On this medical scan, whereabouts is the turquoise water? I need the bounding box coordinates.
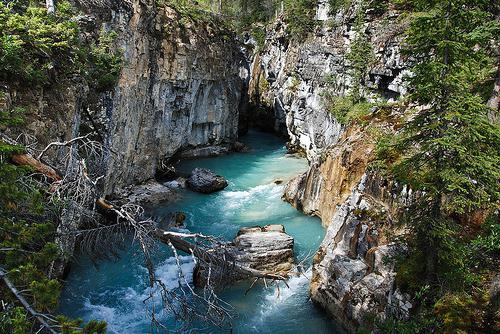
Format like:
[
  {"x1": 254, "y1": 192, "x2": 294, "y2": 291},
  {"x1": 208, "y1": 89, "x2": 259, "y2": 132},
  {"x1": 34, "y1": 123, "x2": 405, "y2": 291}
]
[{"x1": 59, "y1": 130, "x2": 342, "y2": 333}]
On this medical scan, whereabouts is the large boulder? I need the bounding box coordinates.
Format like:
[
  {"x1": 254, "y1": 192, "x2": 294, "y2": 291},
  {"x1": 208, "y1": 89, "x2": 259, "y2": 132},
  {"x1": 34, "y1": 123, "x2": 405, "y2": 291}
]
[
  {"x1": 115, "y1": 180, "x2": 179, "y2": 207},
  {"x1": 233, "y1": 224, "x2": 294, "y2": 273},
  {"x1": 186, "y1": 168, "x2": 228, "y2": 194},
  {"x1": 193, "y1": 224, "x2": 294, "y2": 287}
]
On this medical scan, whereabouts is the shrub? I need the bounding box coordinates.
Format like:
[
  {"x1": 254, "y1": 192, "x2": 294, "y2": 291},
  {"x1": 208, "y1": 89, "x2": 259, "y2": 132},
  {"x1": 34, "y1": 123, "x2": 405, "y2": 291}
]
[
  {"x1": 88, "y1": 30, "x2": 123, "y2": 91},
  {"x1": 0, "y1": 1, "x2": 81, "y2": 86}
]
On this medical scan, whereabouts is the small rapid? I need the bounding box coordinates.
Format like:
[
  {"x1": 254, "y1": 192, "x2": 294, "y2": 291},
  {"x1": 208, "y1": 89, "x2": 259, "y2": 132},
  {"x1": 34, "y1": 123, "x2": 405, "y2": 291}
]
[{"x1": 59, "y1": 130, "x2": 343, "y2": 333}]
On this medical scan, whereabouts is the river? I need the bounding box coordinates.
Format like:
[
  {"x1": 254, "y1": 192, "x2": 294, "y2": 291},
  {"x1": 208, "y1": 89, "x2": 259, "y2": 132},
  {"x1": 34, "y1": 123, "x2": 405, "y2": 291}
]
[{"x1": 59, "y1": 130, "x2": 343, "y2": 333}]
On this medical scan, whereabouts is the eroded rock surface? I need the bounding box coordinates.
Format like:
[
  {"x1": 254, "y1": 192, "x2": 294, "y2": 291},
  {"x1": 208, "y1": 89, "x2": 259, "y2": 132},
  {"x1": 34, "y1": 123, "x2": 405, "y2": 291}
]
[
  {"x1": 115, "y1": 180, "x2": 179, "y2": 207},
  {"x1": 233, "y1": 225, "x2": 294, "y2": 273},
  {"x1": 250, "y1": 0, "x2": 409, "y2": 161},
  {"x1": 310, "y1": 174, "x2": 412, "y2": 332},
  {"x1": 187, "y1": 168, "x2": 228, "y2": 194}
]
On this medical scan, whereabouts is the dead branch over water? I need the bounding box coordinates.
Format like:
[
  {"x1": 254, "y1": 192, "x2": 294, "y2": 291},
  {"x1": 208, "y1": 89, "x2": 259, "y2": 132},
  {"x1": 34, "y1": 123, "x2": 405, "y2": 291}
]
[{"x1": 1, "y1": 132, "x2": 293, "y2": 332}]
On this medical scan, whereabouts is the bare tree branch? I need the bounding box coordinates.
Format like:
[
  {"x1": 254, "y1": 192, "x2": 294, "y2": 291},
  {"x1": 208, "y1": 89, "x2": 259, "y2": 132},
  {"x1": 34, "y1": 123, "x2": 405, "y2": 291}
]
[{"x1": 0, "y1": 267, "x2": 58, "y2": 334}]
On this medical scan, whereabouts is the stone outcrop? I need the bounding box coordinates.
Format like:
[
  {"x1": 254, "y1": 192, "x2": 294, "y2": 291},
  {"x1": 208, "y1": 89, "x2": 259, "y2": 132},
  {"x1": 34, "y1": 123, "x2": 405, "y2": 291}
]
[
  {"x1": 249, "y1": 0, "x2": 409, "y2": 161},
  {"x1": 186, "y1": 168, "x2": 228, "y2": 194},
  {"x1": 233, "y1": 225, "x2": 294, "y2": 273},
  {"x1": 113, "y1": 180, "x2": 179, "y2": 207},
  {"x1": 309, "y1": 172, "x2": 413, "y2": 332},
  {"x1": 283, "y1": 125, "x2": 375, "y2": 227},
  {"x1": 193, "y1": 224, "x2": 294, "y2": 287},
  {"x1": 3, "y1": 0, "x2": 249, "y2": 196},
  {"x1": 281, "y1": 113, "x2": 412, "y2": 330}
]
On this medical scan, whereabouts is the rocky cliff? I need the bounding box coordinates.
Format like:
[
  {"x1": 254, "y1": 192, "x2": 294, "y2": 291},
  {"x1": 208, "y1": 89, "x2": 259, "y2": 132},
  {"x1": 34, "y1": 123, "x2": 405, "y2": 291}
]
[
  {"x1": 249, "y1": 0, "x2": 408, "y2": 160},
  {"x1": 3, "y1": 0, "x2": 249, "y2": 195},
  {"x1": 251, "y1": 1, "x2": 414, "y2": 331},
  {"x1": 284, "y1": 124, "x2": 413, "y2": 331},
  {"x1": 90, "y1": 1, "x2": 249, "y2": 193}
]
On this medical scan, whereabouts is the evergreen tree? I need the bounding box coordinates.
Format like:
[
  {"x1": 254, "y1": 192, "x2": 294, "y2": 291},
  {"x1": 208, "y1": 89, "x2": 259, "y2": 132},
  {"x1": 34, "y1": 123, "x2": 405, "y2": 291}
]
[{"x1": 377, "y1": 0, "x2": 499, "y2": 330}]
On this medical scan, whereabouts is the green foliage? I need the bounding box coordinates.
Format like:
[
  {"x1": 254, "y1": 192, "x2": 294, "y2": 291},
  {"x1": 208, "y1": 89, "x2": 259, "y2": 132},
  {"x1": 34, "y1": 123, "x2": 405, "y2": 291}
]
[
  {"x1": 0, "y1": 110, "x2": 105, "y2": 332},
  {"x1": 328, "y1": 0, "x2": 352, "y2": 14},
  {"x1": 0, "y1": 1, "x2": 81, "y2": 85},
  {"x1": 375, "y1": 0, "x2": 500, "y2": 332},
  {"x1": 283, "y1": 0, "x2": 317, "y2": 38},
  {"x1": 0, "y1": 307, "x2": 29, "y2": 334},
  {"x1": 434, "y1": 293, "x2": 476, "y2": 333},
  {"x1": 88, "y1": 30, "x2": 123, "y2": 91},
  {"x1": 471, "y1": 214, "x2": 500, "y2": 255},
  {"x1": 56, "y1": 316, "x2": 107, "y2": 334},
  {"x1": 323, "y1": 94, "x2": 373, "y2": 125},
  {"x1": 347, "y1": 4, "x2": 374, "y2": 102},
  {"x1": 250, "y1": 26, "x2": 266, "y2": 50},
  {"x1": 0, "y1": 1, "x2": 123, "y2": 90}
]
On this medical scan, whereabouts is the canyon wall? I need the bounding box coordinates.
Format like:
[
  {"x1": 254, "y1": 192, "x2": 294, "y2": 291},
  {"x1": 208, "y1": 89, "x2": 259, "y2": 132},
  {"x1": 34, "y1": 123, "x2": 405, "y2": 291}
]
[
  {"x1": 253, "y1": 1, "x2": 413, "y2": 331},
  {"x1": 250, "y1": 0, "x2": 408, "y2": 160},
  {"x1": 3, "y1": 0, "x2": 249, "y2": 195},
  {"x1": 90, "y1": 1, "x2": 249, "y2": 193}
]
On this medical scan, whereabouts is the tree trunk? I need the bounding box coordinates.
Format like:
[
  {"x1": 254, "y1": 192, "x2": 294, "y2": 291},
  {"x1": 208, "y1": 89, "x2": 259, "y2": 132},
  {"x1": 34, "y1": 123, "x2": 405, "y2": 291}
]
[{"x1": 46, "y1": 0, "x2": 55, "y2": 14}]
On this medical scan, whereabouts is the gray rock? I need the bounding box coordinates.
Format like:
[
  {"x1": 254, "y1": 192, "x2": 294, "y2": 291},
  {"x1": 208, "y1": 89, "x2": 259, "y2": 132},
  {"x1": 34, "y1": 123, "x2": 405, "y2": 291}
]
[
  {"x1": 233, "y1": 224, "x2": 294, "y2": 273},
  {"x1": 187, "y1": 168, "x2": 228, "y2": 194},
  {"x1": 194, "y1": 224, "x2": 294, "y2": 287},
  {"x1": 249, "y1": 1, "x2": 410, "y2": 162},
  {"x1": 180, "y1": 145, "x2": 231, "y2": 159},
  {"x1": 119, "y1": 180, "x2": 179, "y2": 207}
]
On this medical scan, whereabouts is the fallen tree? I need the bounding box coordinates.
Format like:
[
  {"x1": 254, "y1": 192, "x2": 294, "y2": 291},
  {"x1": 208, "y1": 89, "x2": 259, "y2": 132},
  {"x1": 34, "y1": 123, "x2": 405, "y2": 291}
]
[{"x1": 1, "y1": 133, "x2": 292, "y2": 332}]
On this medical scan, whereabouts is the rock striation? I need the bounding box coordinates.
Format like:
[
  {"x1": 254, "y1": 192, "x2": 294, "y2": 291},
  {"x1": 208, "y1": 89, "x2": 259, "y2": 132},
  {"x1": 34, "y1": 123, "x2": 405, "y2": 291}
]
[
  {"x1": 193, "y1": 224, "x2": 294, "y2": 287},
  {"x1": 94, "y1": 2, "x2": 249, "y2": 194},
  {"x1": 233, "y1": 225, "x2": 294, "y2": 273},
  {"x1": 249, "y1": 0, "x2": 409, "y2": 161}
]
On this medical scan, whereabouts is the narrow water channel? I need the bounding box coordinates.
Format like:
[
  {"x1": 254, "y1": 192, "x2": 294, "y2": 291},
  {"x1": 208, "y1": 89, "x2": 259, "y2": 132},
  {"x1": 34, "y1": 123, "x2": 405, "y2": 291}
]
[{"x1": 59, "y1": 130, "x2": 342, "y2": 333}]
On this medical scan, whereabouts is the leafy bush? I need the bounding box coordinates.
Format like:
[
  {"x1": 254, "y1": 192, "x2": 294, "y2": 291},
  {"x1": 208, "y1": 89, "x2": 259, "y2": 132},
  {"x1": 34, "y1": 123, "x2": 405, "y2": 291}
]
[
  {"x1": 88, "y1": 30, "x2": 123, "y2": 91},
  {"x1": 0, "y1": 1, "x2": 81, "y2": 85},
  {"x1": 321, "y1": 92, "x2": 374, "y2": 125},
  {"x1": 0, "y1": 1, "x2": 123, "y2": 90},
  {"x1": 283, "y1": 0, "x2": 317, "y2": 38}
]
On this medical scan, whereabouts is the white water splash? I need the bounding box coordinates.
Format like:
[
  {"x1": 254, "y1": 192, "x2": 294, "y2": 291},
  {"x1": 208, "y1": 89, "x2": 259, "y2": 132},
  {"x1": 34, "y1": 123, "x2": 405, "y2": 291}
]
[{"x1": 80, "y1": 256, "x2": 195, "y2": 334}]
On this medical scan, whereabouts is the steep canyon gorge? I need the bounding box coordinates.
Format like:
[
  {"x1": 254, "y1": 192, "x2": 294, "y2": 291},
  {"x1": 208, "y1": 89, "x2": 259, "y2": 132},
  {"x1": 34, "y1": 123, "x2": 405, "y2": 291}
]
[{"x1": 1, "y1": 0, "x2": 498, "y2": 333}]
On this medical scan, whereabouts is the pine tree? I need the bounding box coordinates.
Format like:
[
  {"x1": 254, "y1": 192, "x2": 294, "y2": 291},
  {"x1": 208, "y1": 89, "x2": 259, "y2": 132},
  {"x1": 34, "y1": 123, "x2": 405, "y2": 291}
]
[{"x1": 377, "y1": 0, "x2": 499, "y2": 307}]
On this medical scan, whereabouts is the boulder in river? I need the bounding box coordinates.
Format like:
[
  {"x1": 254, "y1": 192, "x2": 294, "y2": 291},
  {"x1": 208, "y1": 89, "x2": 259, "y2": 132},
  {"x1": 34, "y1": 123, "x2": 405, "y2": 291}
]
[
  {"x1": 233, "y1": 224, "x2": 294, "y2": 273},
  {"x1": 194, "y1": 224, "x2": 295, "y2": 287},
  {"x1": 115, "y1": 180, "x2": 179, "y2": 207},
  {"x1": 187, "y1": 168, "x2": 228, "y2": 194}
]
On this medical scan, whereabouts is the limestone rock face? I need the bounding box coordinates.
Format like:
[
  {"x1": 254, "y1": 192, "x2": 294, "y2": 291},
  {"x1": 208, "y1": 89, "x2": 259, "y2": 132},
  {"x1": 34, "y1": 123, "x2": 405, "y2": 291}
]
[
  {"x1": 96, "y1": 2, "x2": 249, "y2": 193},
  {"x1": 283, "y1": 125, "x2": 375, "y2": 227},
  {"x1": 233, "y1": 225, "x2": 294, "y2": 273},
  {"x1": 250, "y1": 1, "x2": 409, "y2": 161},
  {"x1": 309, "y1": 174, "x2": 413, "y2": 332},
  {"x1": 115, "y1": 180, "x2": 179, "y2": 207},
  {"x1": 187, "y1": 168, "x2": 228, "y2": 194}
]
